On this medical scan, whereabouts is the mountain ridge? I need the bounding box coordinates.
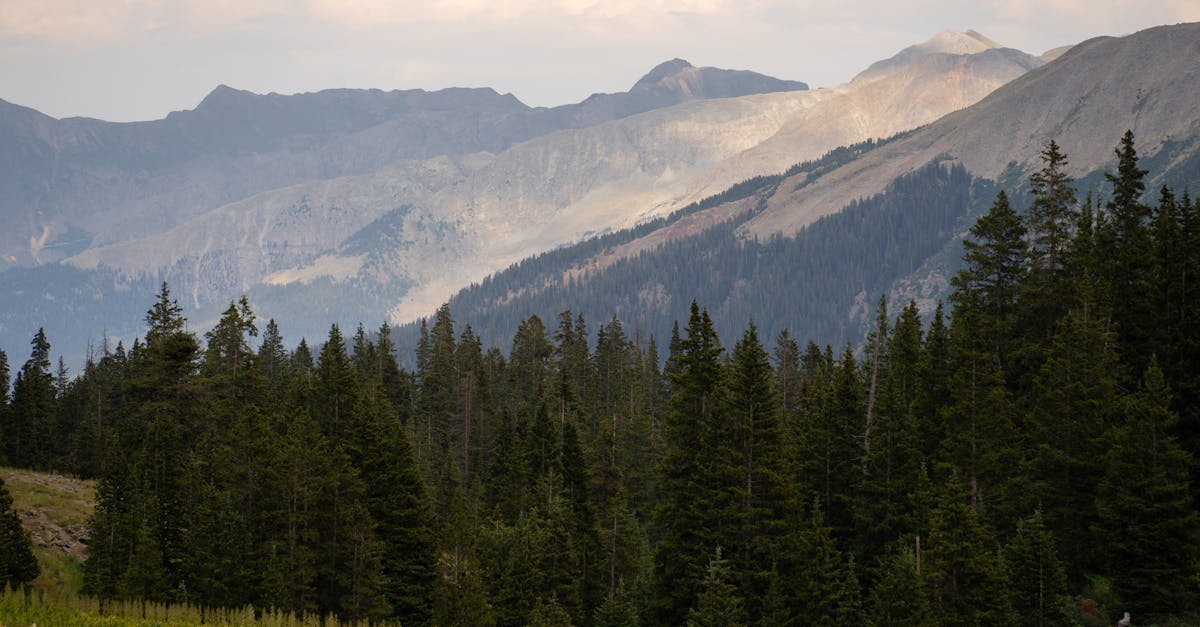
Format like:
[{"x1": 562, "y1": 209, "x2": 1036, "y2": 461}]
[
  {"x1": 0, "y1": 58, "x2": 807, "y2": 268},
  {"x1": 408, "y1": 22, "x2": 1200, "y2": 359}
]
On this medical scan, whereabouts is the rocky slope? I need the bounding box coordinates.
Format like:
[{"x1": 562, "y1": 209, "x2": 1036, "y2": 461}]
[{"x1": 744, "y1": 23, "x2": 1200, "y2": 239}]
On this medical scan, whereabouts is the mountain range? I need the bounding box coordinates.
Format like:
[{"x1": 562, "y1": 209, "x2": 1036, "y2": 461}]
[
  {"x1": 432, "y1": 22, "x2": 1200, "y2": 354},
  {"x1": 3, "y1": 23, "x2": 1197, "y2": 362}
]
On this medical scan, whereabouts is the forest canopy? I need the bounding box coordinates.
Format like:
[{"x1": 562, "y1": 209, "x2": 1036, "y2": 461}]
[{"x1": 0, "y1": 132, "x2": 1197, "y2": 625}]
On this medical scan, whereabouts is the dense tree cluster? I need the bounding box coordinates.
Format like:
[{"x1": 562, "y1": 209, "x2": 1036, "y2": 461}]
[{"x1": 0, "y1": 132, "x2": 1197, "y2": 624}]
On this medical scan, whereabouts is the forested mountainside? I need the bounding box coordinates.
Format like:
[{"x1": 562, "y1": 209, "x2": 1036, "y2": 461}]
[
  {"x1": 0, "y1": 137, "x2": 1197, "y2": 625},
  {"x1": 421, "y1": 137, "x2": 984, "y2": 354}
]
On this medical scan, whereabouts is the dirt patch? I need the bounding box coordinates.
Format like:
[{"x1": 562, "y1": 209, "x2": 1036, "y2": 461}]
[{"x1": 1, "y1": 468, "x2": 95, "y2": 561}]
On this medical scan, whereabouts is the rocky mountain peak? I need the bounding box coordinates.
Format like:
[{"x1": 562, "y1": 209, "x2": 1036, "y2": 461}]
[
  {"x1": 633, "y1": 58, "x2": 696, "y2": 89},
  {"x1": 917, "y1": 29, "x2": 1001, "y2": 55},
  {"x1": 196, "y1": 84, "x2": 257, "y2": 110},
  {"x1": 852, "y1": 29, "x2": 1014, "y2": 83}
]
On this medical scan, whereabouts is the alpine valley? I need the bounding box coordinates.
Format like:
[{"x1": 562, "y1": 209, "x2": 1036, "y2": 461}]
[{"x1": 3, "y1": 17, "x2": 1200, "y2": 627}]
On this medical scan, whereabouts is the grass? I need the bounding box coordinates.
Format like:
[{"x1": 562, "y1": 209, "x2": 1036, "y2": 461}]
[
  {"x1": 0, "y1": 468, "x2": 372, "y2": 626},
  {"x1": 0, "y1": 467, "x2": 95, "y2": 595},
  {"x1": 0, "y1": 587, "x2": 336, "y2": 626}
]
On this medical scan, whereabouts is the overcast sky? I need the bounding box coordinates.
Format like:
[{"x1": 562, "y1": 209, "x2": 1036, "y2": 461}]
[{"x1": 1, "y1": 0, "x2": 1197, "y2": 122}]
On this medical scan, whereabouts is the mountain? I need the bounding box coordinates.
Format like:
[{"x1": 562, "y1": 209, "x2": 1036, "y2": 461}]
[
  {"x1": 745, "y1": 23, "x2": 1200, "y2": 239},
  {"x1": 0, "y1": 32, "x2": 1040, "y2": 359},
  {"x1": 0, "y1": 61, "x2": 805, "y2": 269},
  {"x1": 416, "y1": 22, "x2": 1200, "y2": 355}
]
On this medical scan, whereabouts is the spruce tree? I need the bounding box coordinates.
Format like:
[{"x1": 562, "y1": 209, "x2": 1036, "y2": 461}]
[
  {"x1": 0, "y1": 477, "x2": 38, "y2": 589},
  {"x1": 866, "y1": 547, "x2": 932, "y2": 627},
  {"x1": 923, "y1": 474, "x2": 1013, "y2": 626},
  {"x1": 1017, "y1": 141, "x2": 1080, "y2": 388},
  {"x1": 0, "y1": 349, "x2": 8, "y2": 465},
  {"x1": 361, "y1": 393, "x2": 436, "y2": 625},
  {"x1": 653, "y1": 301, "x2": 725, "y2": 626},
  {"x1": 1093, "y1": 362, "x2": 1199, "y2": 620},
  {"x1": 725, "y1": 321, "x2": 797, "y2": 621},
  {"x1": 1026, "y1": 140, "x2": 1077, "y2": 279},
  {"x1": 686, "y1": 546, "x2": 747, "y2": 627},
  {"x1": 314, "y1": 324, "x2": 359, "y2": 443},
  {"x1": 781, "y1": 501, "x2": 860, "y2": 624},
  {"x1": 1023, "y1": 278, "x2": 1119, "y2": 582},
  {"x1": 9, "y1": 329, "x2": 56, "y2": 470},
  {"x1": 1003, "y1": 510, "x2": 1071, "y2": 627},
  {"x1": 951, "y1": 190, "x2": 1027, "y2": 374},
  {"x1": 913, "y1": 302, "x2": 951, "y2": 462},
  {"x1": 1100, "y1": 130, "x2": 1155, "y2": 376}
]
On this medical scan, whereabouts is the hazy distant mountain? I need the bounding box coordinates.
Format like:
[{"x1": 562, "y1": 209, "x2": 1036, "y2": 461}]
[
  {"x1": 0, "y1": 60, "x2": 805, "y2": 269},
  {"x1": 415, "y1": 22, "x2": 1200, "y2": 354}
]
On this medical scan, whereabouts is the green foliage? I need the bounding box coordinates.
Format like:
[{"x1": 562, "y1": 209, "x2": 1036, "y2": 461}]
[
  {"x1": 4, "y1": 134, "x2": 1200, "y2": 626},
  {"x1": 1093, "y1": 363, "x2": 1199, "y2": 621},
  {"x1": 1004, "y1": 510, "x2": 1072, "y2": 627},
  {"x1": 0, "y1": 478, "x2": 38, "y2": 588},
  {"x1": 924, "y1": 474, "x2": 1014, "y2": 626},
  {"x1": 686, "y1": 546, "x2": 747, "y2": 627},
  {"x1": 867, "y1": 547, "x2": 932, "y2": 627}
]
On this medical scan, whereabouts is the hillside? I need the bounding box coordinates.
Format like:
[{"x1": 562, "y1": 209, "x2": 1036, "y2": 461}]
[
  {"x1": 416, "y1": 22, "x2": 1200, "y2": 356},
  {"x1": 0, "y1": 468, "x2": 94, "y2": 594}
]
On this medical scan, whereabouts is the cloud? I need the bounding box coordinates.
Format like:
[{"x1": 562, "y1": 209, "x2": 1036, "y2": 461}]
[
  {"x1": 0, "y1": 0, "x2": 285, "y2": 43},
  {"x1": 0, "y1": 0, "x2": 743, "y2": 42}
]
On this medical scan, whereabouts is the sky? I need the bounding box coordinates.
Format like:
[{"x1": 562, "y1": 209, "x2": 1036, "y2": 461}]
[{"x1": 1, "y1": 0, "x2": 1198, "y2": 122}]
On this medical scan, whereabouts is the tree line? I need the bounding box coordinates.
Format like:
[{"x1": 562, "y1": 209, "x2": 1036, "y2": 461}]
[{"x1": 0, "y1": 131, "x2": 1197, "y2": 624}]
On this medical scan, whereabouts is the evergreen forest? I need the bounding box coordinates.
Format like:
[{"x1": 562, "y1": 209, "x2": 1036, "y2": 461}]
[{"x1": 0, "y1": 132, "x2": 1198, "y2": 625}]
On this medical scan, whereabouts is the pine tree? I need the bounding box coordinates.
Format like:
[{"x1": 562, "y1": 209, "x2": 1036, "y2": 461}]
[
  {"x1": 866, "y1": 547, "x2": 932, "y2": 627},
  {"x1": 1100, "y1": 130, "x2": 1155, "y2": 376},
  {"x1": 1003, "y1": 510, "x2": 1071, "y2": 627},
  {"x1": 0, "y1": 477, "x2": 38, "y2": 589},
  {"x1": 653, "y1": 302, "x2": 725, "y2": 625},
  {"x1": 1093, "y1": 362, "x2": 1199, "y2": 620},
  {"x1": 951, "y1": 190, "x2": 1027, "y2": 375},
  {"x1": 686, "y1": 546, "x2": 747, "y2": 627},
  {"x1": 924, "y1": 474, "x2": 1013, "y2": 626},
  {"x1": 9, "y1": 328, "x2": 56, "y2": 470},
  {"x1": 725, "y1": 321, "x2": 797, "y2": 621}
]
